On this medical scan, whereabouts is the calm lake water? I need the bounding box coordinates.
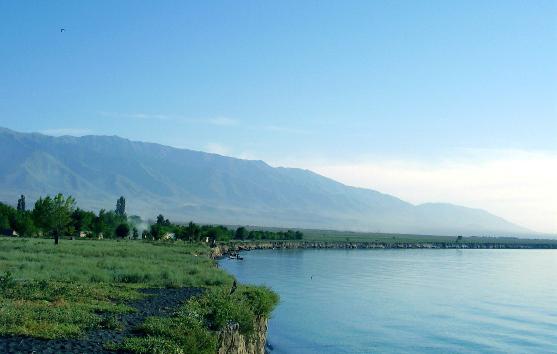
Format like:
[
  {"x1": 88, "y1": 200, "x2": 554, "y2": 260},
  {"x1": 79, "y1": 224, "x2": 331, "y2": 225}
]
[{"x1": 220, "y1": 249, "x2": 557, "y2": 353}]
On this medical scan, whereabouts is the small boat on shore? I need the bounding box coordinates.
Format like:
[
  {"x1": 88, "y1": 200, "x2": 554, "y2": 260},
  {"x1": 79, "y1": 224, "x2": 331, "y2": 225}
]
[{"x1": 228, "y1": 253, "x2": 244, "y2": 260}]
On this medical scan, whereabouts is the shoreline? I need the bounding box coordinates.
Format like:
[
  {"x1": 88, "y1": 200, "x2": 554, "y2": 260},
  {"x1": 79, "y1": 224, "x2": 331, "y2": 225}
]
[{"x1": 213, "y1": 240, "x2": 557, "y2": 257}]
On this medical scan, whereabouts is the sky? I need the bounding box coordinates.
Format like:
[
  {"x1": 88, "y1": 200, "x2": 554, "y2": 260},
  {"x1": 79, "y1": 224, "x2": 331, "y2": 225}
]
[{"x1": 0, "y1": 1, "x2": 556, "y2": 233}]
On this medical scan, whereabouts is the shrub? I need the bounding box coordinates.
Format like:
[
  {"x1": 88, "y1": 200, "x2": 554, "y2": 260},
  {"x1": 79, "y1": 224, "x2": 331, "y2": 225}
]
[{"x1": 0, "y1": 271, "x2": 15, "y2": 292}]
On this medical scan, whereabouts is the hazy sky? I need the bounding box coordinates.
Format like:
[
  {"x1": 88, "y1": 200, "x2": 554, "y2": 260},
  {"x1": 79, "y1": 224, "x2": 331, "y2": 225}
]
[{"x1": 1, "y1": 1, "x2": 556, "y2": 233}]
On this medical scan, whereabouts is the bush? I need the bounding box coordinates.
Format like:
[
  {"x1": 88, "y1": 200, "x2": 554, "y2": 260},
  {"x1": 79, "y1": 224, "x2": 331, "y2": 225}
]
[
  {"x1": 115, "y1": 223, "x2": 130, "y2": 238},
  {"x1": 0, "y1": 271, "x2": 15, "y2": 292}
]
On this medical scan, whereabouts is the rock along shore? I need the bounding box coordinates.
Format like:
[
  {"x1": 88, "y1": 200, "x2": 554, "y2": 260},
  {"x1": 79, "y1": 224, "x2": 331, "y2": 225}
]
[{"x1": 212, "y1": 240, "x2": 557, "y2": 257}]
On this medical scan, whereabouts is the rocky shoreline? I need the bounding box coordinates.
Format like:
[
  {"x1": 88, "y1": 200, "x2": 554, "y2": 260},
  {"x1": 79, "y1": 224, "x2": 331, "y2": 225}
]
[{"x1": 213, "y1": 240, "x2": 557, "y2": 257}]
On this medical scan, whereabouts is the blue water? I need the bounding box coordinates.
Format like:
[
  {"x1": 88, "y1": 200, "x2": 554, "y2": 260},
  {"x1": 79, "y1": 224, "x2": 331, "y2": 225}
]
[{"x1": 220, "y1": 249, "x2": 557, "y2": 353}]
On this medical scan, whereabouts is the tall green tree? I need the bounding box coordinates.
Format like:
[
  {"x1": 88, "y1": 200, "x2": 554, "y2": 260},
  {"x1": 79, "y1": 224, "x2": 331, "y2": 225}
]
[
  {"x1": 12, "y1": 212, "x2": 35, "y2": 236},
  {"x1": 115, "y1": 196, "x2": 126, "y2": 217},
  {"x1": 235, "y1": 226, "x2": 248, "y2": 240},
  {"x1": 115, "y1": 223, "x2": 130, "y2": 238},
  {"x1": 0, "y1": 203, "x2": 15, "y2": 231},
  {"x1": 33, "y1": 194, "x2": 76, "y2": 244},
  {"x1": 185, "y1": 221, "x2": 200, "y2": 242},
  {"x1": 16, "y1": 195, "x2": 26, "y2": 212},
  {"x1": 156, "y1": 214, "x2": 170, "y2": 226},
  {"x1": 71, "y1": 208, "x2": 95, "y2": 234}
]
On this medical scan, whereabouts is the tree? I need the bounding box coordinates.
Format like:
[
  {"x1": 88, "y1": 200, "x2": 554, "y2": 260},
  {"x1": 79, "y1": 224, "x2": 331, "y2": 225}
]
[
  {"x1": 12, "y1": 212, "x2": 35, "y2": 236},
  {"x1": 0, "y1": 214, "x2": 9, "y2": 230},
  {"x1": 115, "y1": 223, "x2": 130, "y2": 238},
  {"x1": 17, "y1": 195, "x2": 26, "y2": 212},
  {"x1": 185, "y1": 222, "x2": 200, "y2": 242},
  {"x1": 156, "y1": 214, "x2": 170, "y2": 226},
  {"x1": 150, "y1": 224, "x2": 162, "y2": 240},
  {"x1": 132, "y1": 227, "x2": 139, "y2": 239},
  {"x1": 71, "y1": 208, "x2": 95, "y2": 234},
  {"x1": 141, "y1": 230, "x2": 149, "y2": 240},
  {"x1": 93, "y1": 209, "x2": 123, "y2": 239},
  {"x1": 33, "y1": 194, "x2": 76, "y2": 245},
  {"x1": 456, "y1": 235, "x2": 463, "y2": 243},
  {"x1": 115, "y1": 196, "x2": 126, "y2": 217},
  {"x1": 234, "y1": 227, "x2": 248, "y2": 240},
  {"x1": 156, "y1": 214, "x2": 165, "y2": 225},
  {"x1": 0, "y1": 203, "x2": 15, "y2": 231}
]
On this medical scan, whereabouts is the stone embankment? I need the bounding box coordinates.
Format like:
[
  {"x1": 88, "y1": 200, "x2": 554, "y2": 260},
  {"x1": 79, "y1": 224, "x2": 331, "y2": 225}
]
[{"x1": 212, "y1": 240, "x2": 557, "y2": 257}]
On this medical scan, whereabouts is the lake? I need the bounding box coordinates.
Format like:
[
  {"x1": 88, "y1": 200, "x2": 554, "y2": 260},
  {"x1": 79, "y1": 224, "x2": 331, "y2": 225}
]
[{"x1": 220, "y1": 249, "x2": 557, "y2": 353}]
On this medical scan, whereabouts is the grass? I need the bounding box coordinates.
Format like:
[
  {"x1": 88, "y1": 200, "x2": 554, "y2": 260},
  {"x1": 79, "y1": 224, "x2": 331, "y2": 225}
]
[
  {"x1": 119, "y1": 285, "x2": 278, "y2": 354},
  {"x1": 0, "y1": 237, "x2": 240, "y2": 341},
  {"x1": 302, "y1": 229, "x2": 557, "y2": 244},
  {"x1": 0, "y1": 238, "x2": 229, "y2": 288},
  {"x1": 228, "y1": 227, "x2": 557, "y2": 245}
]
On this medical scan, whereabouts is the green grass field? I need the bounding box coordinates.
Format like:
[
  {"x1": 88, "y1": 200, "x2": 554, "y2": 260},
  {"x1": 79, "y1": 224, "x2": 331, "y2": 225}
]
[
  {"x1": 242, "y1": 227, "x2": 557, "y2": 245},
  {"x1": 0, "y1": 237, "x2": 277, "y2": 353}
]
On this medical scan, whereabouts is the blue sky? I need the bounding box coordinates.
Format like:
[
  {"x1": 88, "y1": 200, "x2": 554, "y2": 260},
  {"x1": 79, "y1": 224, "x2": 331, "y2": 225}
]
[{"x1": 0, "y1": 1, "x2": 556, "y2": 232}]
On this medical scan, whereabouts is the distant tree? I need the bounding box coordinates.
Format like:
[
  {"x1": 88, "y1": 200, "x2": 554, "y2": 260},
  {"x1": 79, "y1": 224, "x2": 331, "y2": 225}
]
[
  {"x1": 155, "y1": 214, "x2": 170, "y2": 226},
  {"x1": 150, "y1": 223, "x2": 162, "y2": 240},
  {"x1": 235, "y1": 226, "x2": 247, "y2": 240},
  {"x1": 71, "y1": 208, "x2": 95, "y2": 234},
  {"x1": 115, "y1": 223, "x2": 130, "y2": 238},
  {"x1": 0, "y1": 214, "x2": 9, "y2": 230},
  {"x1": 128, "y1": 215, "x2": 142, "y2": 226},
  {"x1": 93, "y1": 209, "x2": 125, "y2": 238},
  {"x1": 12, "y1": 211, "x2": 35, "y2": 236},
  {"x1": 141, "y1": 230, "x2": 149, "y2": 240},
  {"x1": 185, "y1": 222, "x2": 200, "y2": 242},
  {"x1": 156, "y1": 214, "x2": 165, "y2": 225},
  {"x1": 456, "y1": 235, "x2": 463, "y2": 243},
  {"x1": 33, "y1": 194, "x2": 76, "y2": 245},
  {"x1": 115, "y1": 196, "x2": 126, "y2": 217},
  {"x1": 132, "y1": 227, "x2": 139, "y2": 239},
  {"x1": 16, "y1": 195, "x2": 26, "y2": 212},
  {"x1": 0, "y1": 203, "x2": 15, "y2": 231}
]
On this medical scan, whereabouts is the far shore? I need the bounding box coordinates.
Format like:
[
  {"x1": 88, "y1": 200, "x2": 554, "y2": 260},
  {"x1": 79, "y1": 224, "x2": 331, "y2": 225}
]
[{"x1": 213, "y1": 238, "x2": 557, "y2": 257}]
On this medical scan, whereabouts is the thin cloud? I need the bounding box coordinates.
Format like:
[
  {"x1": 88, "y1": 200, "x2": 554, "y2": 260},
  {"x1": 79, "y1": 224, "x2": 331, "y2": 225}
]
[
  {"x1": 99, "y1": 112, "x2": 172, "y2": 120},
  {"x1": 208, "y1": 117, "x2": 238, "y2": 126},
  {"x1": 263, "y1": 125, "x2": 312, "y2": 135},
  {"x1": 99, "y1": 111, "x2": 239, "y2": 126}
]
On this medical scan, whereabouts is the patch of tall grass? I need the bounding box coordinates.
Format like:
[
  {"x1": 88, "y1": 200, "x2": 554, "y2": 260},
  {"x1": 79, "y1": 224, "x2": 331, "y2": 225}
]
[
  {"x1": 119, "y1": 285, "x2": 279, "y2": 353},
  {"x1": 0, "y1": 238, "x2": 233, "y2": 339}
]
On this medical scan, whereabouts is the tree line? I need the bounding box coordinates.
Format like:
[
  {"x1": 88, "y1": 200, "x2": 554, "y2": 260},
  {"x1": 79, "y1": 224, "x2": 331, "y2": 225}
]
[
  {"x1": 143, "y1": 218, "x2": 303, "y2": 242},
  {"x1": 0, "y1": 194, "x2": 303, "y2": 244}
]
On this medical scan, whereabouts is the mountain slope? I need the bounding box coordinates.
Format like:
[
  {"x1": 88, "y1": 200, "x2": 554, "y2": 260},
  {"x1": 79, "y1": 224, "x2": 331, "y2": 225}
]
[{"x1": 0, "y1": 127, "x2": 529, "y2": 235}]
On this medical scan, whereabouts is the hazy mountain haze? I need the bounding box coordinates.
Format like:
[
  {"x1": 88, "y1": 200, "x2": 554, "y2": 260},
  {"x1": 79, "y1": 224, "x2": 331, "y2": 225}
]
[{"x1": 0, "y1": 127, "x2": 531, "y2": 236}]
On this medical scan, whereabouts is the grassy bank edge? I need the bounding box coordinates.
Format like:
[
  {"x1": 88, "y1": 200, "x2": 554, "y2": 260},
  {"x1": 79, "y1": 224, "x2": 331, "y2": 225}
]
[{"x1": 0, "y1": 237, "x2": 279, "y2": 353}]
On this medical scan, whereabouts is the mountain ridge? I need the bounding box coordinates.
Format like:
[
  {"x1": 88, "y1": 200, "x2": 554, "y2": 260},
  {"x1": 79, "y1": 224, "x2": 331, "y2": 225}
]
[{"x1": 0, "y1": 127, "x2": 531, "y2": 236}]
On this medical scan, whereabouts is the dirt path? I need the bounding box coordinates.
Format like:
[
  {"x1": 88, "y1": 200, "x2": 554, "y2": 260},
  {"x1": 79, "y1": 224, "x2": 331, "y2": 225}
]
[{"x1": 0, "y1": 287, "x2": 203, "y2": 354}]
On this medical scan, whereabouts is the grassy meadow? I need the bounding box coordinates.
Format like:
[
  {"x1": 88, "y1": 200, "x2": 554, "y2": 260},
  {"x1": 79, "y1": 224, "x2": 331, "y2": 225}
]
[
  {"x1": 300, "y1": 229, "x2": 557, "y2": 244},
  {"x1": 237, "y1": 227, "x2": 557, "y2": 245},
  {"x1": 0, "y1": 237, "x2": 277, "y2": 353}
]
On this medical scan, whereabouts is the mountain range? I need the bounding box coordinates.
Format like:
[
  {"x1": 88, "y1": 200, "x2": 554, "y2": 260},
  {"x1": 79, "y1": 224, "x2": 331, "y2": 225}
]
[{"x1": 0, "y1": 127, "x2": 530, "y2": 236}]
